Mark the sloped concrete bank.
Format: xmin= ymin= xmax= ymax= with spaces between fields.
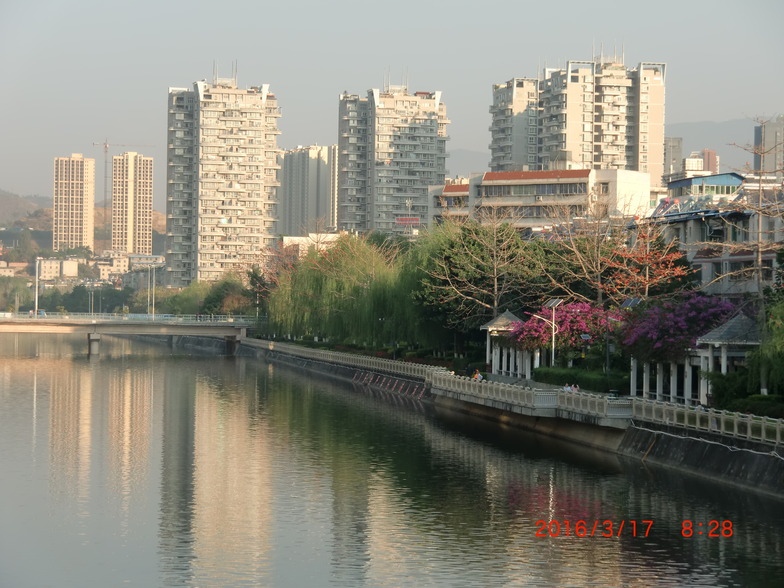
xmin=238 ymin=340 xmax=431 ymax=404
xmin=617 ymin=422 xmax=784 ymax=498
xmin=432 ymin=395 xmax=626 ymax=453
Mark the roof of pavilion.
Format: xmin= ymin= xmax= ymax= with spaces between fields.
xmin=696 ymin=313 xmax=760 ymax=346
xmin=480 ymin=310 xmax=522 ymax=333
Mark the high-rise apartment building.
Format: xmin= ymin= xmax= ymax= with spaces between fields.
xmin=754 ymin=115 xmax=784 ymax=181
xmin=111 ymin=152 xmax=153 ymax=254
xmin=488 ymin=78 xmax=540 ymax=171
xmin=664 ymin=137 xmax=683 ymax=177
xmin=166 ymin=76 xmax=281 ymax=287
xmin=338 ymin=85 xmax=449 ymax=236
xmin=53 ymin=153 xmax=95 ymax=252
xmin=278 ymin=145 xmax=338 ymax=236
xmin=490 ymin=59 xmax=666 ymax=188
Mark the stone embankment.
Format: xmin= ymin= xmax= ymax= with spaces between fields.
xmin=178 ymin=337 xmax=784 ymax=498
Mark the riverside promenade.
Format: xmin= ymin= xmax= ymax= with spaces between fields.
xmin=234 ymin=338 xmax=784 ymax=497
xmin=241 ymin=338 xmax=784 ymax=448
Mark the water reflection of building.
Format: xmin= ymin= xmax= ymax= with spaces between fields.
xmin=159 ymin=364 xmax=196 ymax=586
xmin=106 ymin=365 xmax=154 ymax=523
xmin=49 ymin=362 xmax=94 ymax=507
xmin=163 ymin=360 xmax=273 ymax=586
xmin=47 ymin=354 xmax=157 ymax=528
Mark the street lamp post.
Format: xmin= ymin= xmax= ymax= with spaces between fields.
xmin=544 ymin=299 xmax=563 ymax=366
xmin=530 ymin=299 xmax=563 ymax=367
xmin=34 ymin=257 xmax=41 ymax=317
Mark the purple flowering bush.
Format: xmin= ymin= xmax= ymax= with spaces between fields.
xmin=620 ymin=293 xmax=736 ymax=363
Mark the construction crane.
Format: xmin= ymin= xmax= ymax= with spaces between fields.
xmin=92 ymin=139 xmax=154 ymax=208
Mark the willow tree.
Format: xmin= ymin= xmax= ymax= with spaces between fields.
xmin=268 ymin=233 xmax=413 ymax=348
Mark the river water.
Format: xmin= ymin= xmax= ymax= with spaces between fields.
xmin=0 ymin=334 xmax=782 ymax=588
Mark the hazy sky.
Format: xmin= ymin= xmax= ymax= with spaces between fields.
xmin=1 ymin=0 xmax=782 ymax=211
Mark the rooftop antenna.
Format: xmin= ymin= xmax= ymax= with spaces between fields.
xmin=232 ymin=60 xmax=238 ymax=85
xmin=213 ymin=60 xmax=218 ymax=84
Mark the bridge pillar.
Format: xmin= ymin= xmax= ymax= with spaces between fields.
xmin=225 ymin=335 xmax=241 ymax=356
xmin=88 ymin=333 xmax=101 ymax=356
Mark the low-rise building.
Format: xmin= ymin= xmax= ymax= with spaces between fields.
xmin=431 ymin=168 xmax=652 ymax=230
xmin=637 ymin=173 xmax=783 ymax=298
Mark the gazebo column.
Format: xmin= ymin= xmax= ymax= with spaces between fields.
xmin=656 ymin=362 xmax=664 ymax=401
xmin=516 ymin=349 xmax=523 ymax=378
xmin=669 ymin=362 xmax=678 ymax=402
xmin=643 ymin=362 xmax=651 ymax=399
xmin=699 ymin=351 xmax=710 ymax=406
xmin=684 ymin=360 xmax=693 ymax=404
xmin=501 ymin=346 xmax=508 ymax=375
xmin=485 ymin=332 xmax=491 ymax=366
xmin=721 ymin=345 xmax=728 ymax=374
xmin=492 ymin=342 xmax=500 ymax=375
xmin=524 ymin=350 xmax=532 ymax=379
xmin=533 ymin=349 xmax=541 ymax=369
xmin=630 ymin=357 xmax=638 ymax=397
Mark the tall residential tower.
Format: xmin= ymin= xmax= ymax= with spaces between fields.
xmin=488 ymin=78 xmax=539 ymax=171
xmin=112 ymin=152 xmax=153 ymax=254
xmin=278 ymin=145 xmax=338 ymax=236
xmin=489 ymin=58 xmax=666 ymax=187
xmin=53 ymin=153 xmax=95 ymax=252
xmin=754 ymin=115 xmax=784 ymax=181
xmin=338 ymin=85 xmax=449 ymax=236
xmin=166 ymin=76 xmax=281 ymax=287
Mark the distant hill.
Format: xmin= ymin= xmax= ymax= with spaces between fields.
xmin=0 ymin=194 xmax=167 ymax=255
xmin=0 ymin=189 xmax=40 ymax=227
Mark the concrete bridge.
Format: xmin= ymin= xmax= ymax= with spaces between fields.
xmin=0 ymin=313 xmax=251 ymax=355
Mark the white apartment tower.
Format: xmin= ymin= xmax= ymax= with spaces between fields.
xmin=166 ymin=76 xmax=281 ymax=287
xmin=53 ymin=153 xmax=95 ymax=252
xmin=279 ymin=145 xmax=338 ymax=236
xmin=338 ymin=85 xmax=449 ymax=236
xmin=489 ymin=78 xmax=540 ymax=171
xmin=538 ymin=59 xmax=666 ymax=187
xmin=112 ymin=152 xmax=153 ymax=254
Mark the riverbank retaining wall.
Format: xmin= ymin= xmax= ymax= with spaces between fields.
xmin=618 ymin=422 xmax=784 ymax=498
xmin=133 ymin=335 xmax=784 ymax=498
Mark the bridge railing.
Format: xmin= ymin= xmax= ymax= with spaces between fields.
xmin=4 ymin=312 xmax=254 ymax=325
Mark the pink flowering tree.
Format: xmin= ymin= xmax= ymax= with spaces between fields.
xmin=620 ymin=293 xmax=736 ymax=363
xmin=509 ymin=302 xmax=622 ymax=354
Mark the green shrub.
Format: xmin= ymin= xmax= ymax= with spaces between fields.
xmin=532 ymin=367 xmax=629 ymax=394
xmin=726 ymin=395 xmax=784 ymax=418
xmin=705 ymin=369 xmax=750 ymax=409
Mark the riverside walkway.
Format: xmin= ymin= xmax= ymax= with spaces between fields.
xmin=243 ymin=339 xmax=784 ymax=448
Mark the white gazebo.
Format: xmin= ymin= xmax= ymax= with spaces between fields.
xmin=480 ymin=311 xmax=531 ymax=382
xmin=630 ymin=313 xmax=759 ymax=405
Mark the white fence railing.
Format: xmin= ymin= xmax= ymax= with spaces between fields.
xmin=242 ymin=339 xmax=449 ymax=381
xmin=631 ymin=398 xmax=784 ymax=446
xmin=243 ymin=339 xmax=784 ymax=445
